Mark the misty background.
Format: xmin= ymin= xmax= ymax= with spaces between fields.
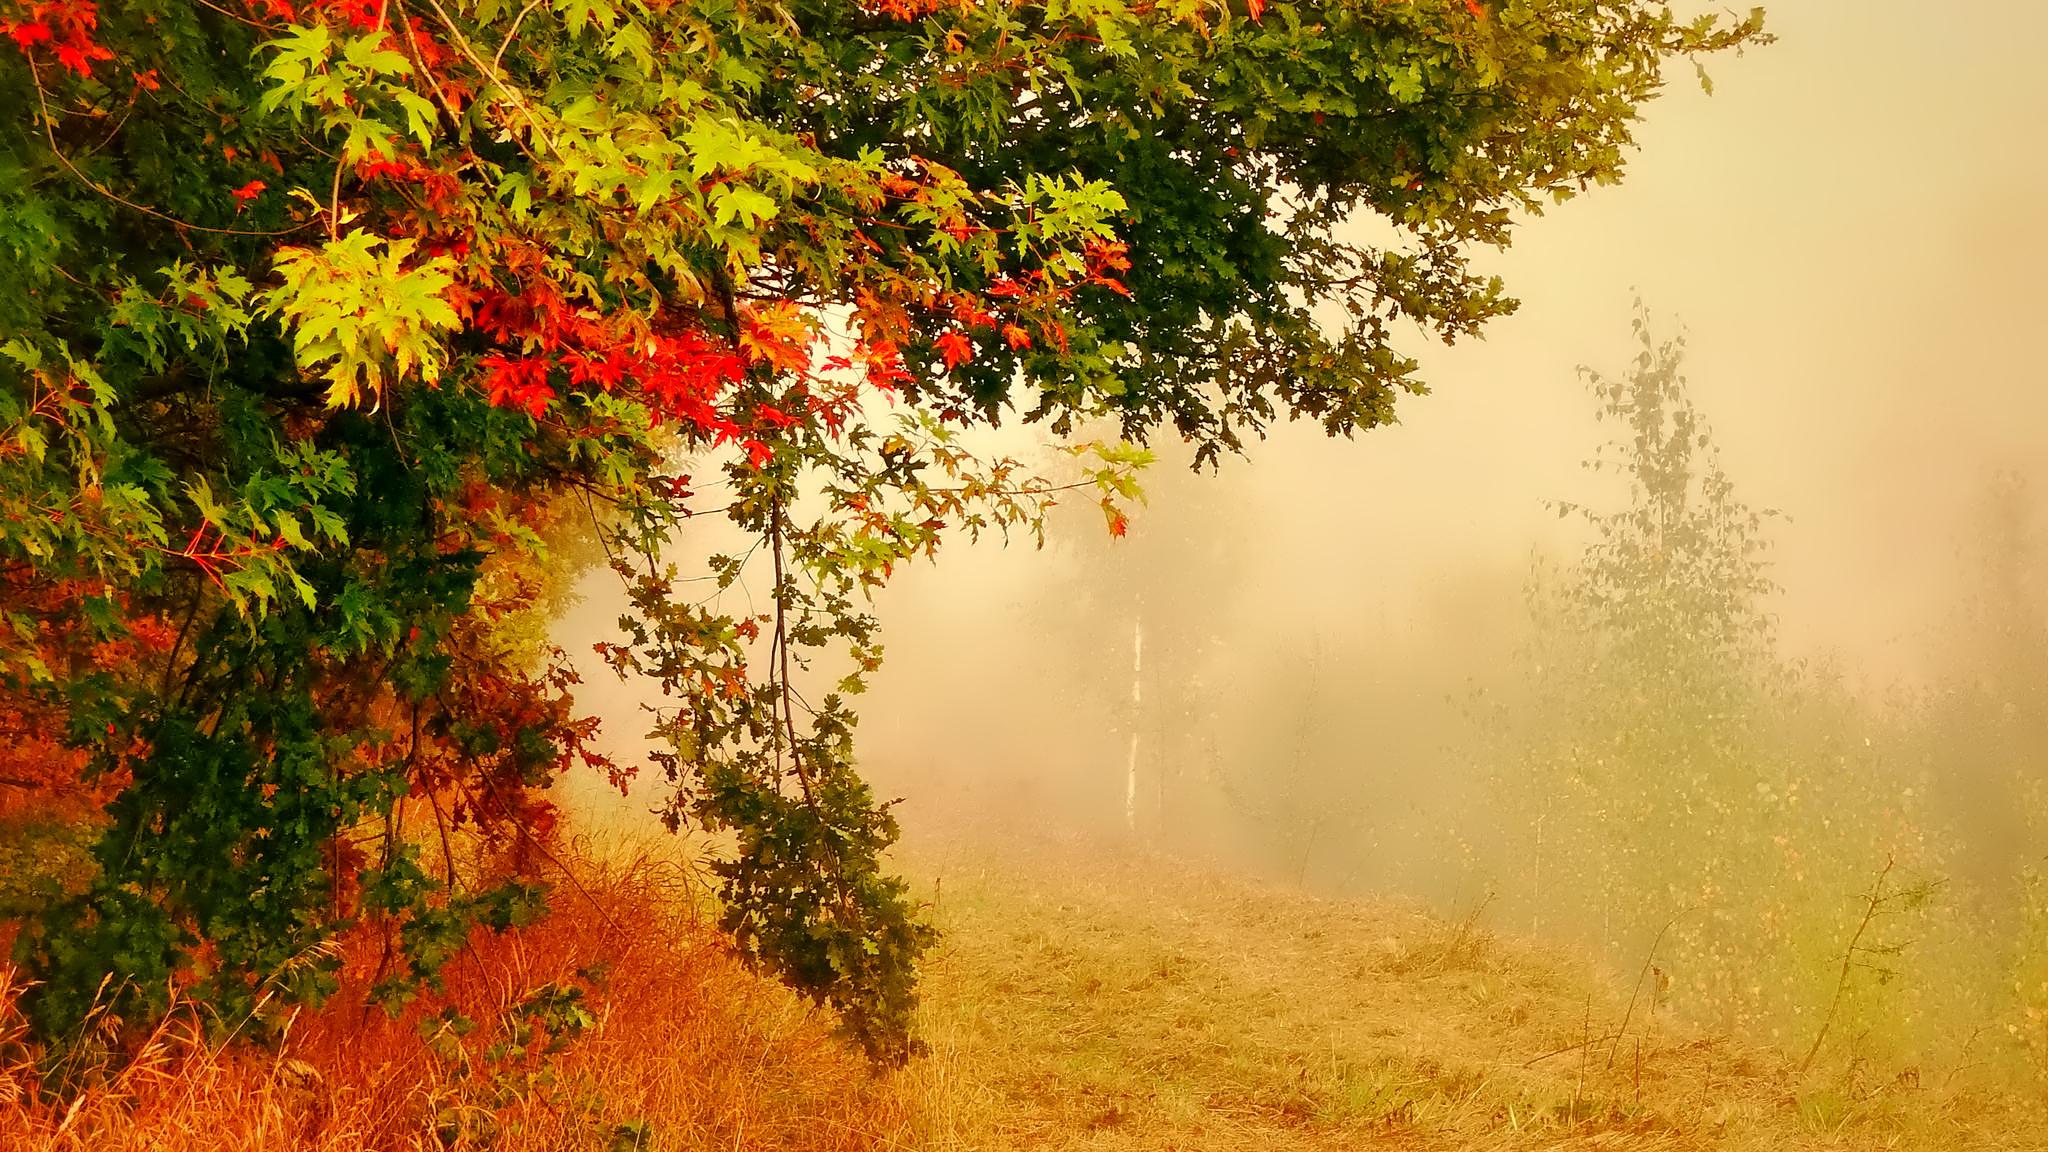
xmin=839 ymin=0 xmax=2048 ymax=862
xmin=555 ymin=0 xmax=2048 ymax=1035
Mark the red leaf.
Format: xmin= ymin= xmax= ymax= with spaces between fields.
xmin=230 ymin=180 xmax=267 ymax=208
xmin=1246 ymin=0 xmax=1265 ymax=22
xmin=481 ymin=353 xmax=555 ymax=418
xmin=934 ymin=329 xmax=974 ymax=371
xmin=862 ymin=339 xmax=910 ymax=393
xmin=51 ymin=40 xmax=88 ymax=74
xmin=3 ymin=21 xmax=53 ymax=49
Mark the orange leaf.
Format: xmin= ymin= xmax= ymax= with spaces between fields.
xmin=934 ymin=329 xmax=974 ymax=371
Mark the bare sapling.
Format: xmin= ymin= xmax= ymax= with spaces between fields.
xmin=1799 ymin=854 xmax=1943 ymax=1077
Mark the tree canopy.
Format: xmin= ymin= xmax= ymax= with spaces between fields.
xmin=0 ymin=0 xmax=1764 ymax=1063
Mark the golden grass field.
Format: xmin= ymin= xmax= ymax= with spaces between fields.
xmin=5 ymin=828 xmax=2045 ymax=1150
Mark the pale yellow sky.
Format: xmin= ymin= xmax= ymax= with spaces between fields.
xmin=563 ymin=2 xmax=2048 ymax=825
xmin=1119 ymin=0 xmax=2048 ymax=678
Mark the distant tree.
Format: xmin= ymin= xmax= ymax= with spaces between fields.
xmin=0 ymin=0 xmax=1765 ymax=1062
xmin=1212 ymin=637 xmax=1379 ymax=886
xmin=1010 ymin=446 xmax=1242 ymax=841
xmin=1921 ymin=471 xmax=2048 ymax=896
xmin=1506 ymin=309 xmax=1781 ymax=927
xmin=1490 ymin=311 xmax=1938 ymax=1043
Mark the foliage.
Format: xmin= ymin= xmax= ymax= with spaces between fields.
xmin=1919 ymin=473 xmax=2048 ymax=893
xmin=1485 ymin=311 xmax=1947 ymax=1053
xmin=1915 ymin=472 xmax=2048 ymax=1077
xmin=0 ymin=0 xmax=1764 ymax=1063
xmin=0 ymin=849 xmax=915 ymax=1150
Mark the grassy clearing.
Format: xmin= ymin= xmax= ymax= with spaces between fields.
xmin=4 ymin=825 xmax=2044 ymax=1149
xmin=900 ymin=830 xmax=2045 ymax=1151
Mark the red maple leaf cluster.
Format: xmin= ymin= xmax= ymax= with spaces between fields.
xmin=1 ymin=0 xmax=113 ymax=77
xmin=357 ymin=151 xmax=464 ymax=211
xmin=241 ymin=0 xmax=383 ymax=31
xmin=469 ymin=274 xmax=776 ymax=459
xmin=860 ymin=0 xmax=969 ymax=21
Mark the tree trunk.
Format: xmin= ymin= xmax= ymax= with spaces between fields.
xmin=1125 ymin=615 xmax=1143 ymax=835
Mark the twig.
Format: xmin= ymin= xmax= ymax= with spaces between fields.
xmin=28 ymin=58 xmax=309 ymax=237
xmin=490 ymin=0 xmax=551 ymax=77
xmin=1800 ymin=854 xmax=1897 ymax=1076
xmin=1522 ymin=1028 xmax=1625 ymax=1068
xmin=1609 ymin=908 xmax=1689 ymax=1068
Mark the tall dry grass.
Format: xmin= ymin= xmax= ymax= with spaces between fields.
xmin=0 ymin=850 xmax=911 ymax=1152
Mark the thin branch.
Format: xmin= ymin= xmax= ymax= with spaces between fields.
xmin=490 ymin=0 xmax=552 ymax=78
xmin=463 ymin=768 xmax=625 ymax=937
xmin=27 ymin=59 xmax=312 ymax=237
xmin=1609 ymin=908 xmax=1689 ymax=1068
xmin=1800 ymin=855 xmax=1897 ymax=1076
xmin=414 ymin=0 xmax=559 ymax=154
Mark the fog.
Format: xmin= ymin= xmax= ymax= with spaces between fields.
xmin=555 ymin=0 xmax=2048 ymax=1063
xmin=849 ymin=0 xmax=2048 ymax=813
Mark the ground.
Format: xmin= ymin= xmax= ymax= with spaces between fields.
xmin=6 ymin=822 xmax=2044 ymax=1150
xmin=897 ymin=829 xmax=2037 ymax=1151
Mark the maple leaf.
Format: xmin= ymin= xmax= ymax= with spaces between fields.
xmin=3 ymin=21 xmax=53 ymax=49
xmin=861 ymin=340 xmax=910 ymax=393
xmin=1103 ymin=499 xmax=1129 ymax=538
xmin=230 ymin=180 xmax=267 ymax=209
xmin=1246 ymin=0 xmax=1265 ymax=22
xmin=1001 ymin=324 xmax=1032 ymax=351
xmin=934 ymin=329 xmax=974 ymax=371
xmin=740 ymin=302 xmax=814 ymax=374
xmin=1084 ymin=237 xmax=1132 ymax=272
xmin=481 ymin=354 xmax=554 ymax=417
xmin=52 ymin=37 xmax=111 ymax=76
xmin=1041 ymin=319 xmax=1069 ymax=353
xmin=31 ymin=1 xmax=114 ymax=78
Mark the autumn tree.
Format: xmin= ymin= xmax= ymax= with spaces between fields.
xmin=0 ymin=0 xmax=1765 ymax=1062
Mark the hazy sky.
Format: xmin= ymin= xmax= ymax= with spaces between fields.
xmin=1266 ymin=0 xmax=2048 ymax=674
xmin=921 ymin=0 xmax=2048 ymax=680
xmin=563 ymin=2 xmax=2048 ymax=823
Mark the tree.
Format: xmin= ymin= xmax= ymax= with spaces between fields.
xmin=1921 ymin=471 xmax=2048 ymax=896
xmin=1489 ymin=311 xmax=1939 ymax=1045
xmin=0 ymin=0 xmax=1766 ymax=1063
xmin=1505 ymin=311 xmax=1783 ymax=943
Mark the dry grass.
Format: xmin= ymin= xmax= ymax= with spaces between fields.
xmin=5 ymin=827 xmax=2045 ymax=1150
xmin=0 ymin=848 xmax=910 ymax=1152
xmin=898 ymin=829 xmax=2048 ymax=1151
